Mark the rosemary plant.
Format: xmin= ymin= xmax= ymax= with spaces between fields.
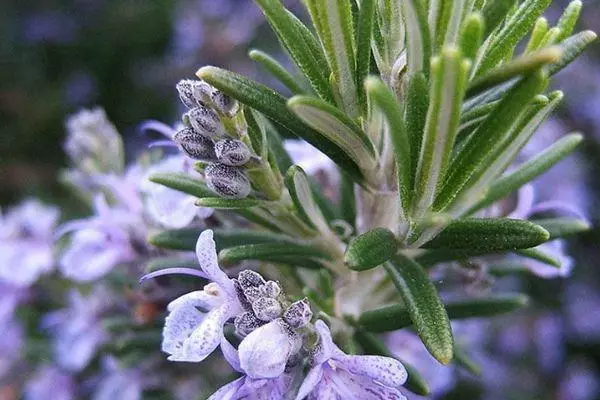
xmin=138 ymin=0 xmax=598 ymax=397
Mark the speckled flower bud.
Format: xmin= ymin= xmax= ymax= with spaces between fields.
xmin=184 ymin=106 xmax=224 ymax=138
xmin=260 ymin=281 xmax=281 ymax=299
xmin=215 ymin=139 xmax=252 ymax=166
xmin=204 ymin=163 xmax=251 ymax=199
xmin=235 ymin=311 xmax=263 ymax=337
xmin=237 ymin=270 xmax=266 ymax=289
xmin=243 ymin=287 xmax=262 ymax=303
xmin=173 ymin=128 xmax=216 ymax=161
xmin=211 ymin=90 xmax=239 ymax=117
xmin=252 ymin=297 xmax=283 ymax=322
xmin=176 ymin=79 xmax=214 ymax=108
xmin=283 ymin=298 xmax=312 ymax=329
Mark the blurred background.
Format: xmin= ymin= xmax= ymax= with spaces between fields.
xmin=1 ymin=0 xmax=599 ymax=398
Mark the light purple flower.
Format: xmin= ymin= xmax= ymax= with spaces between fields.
xmin=43 ymin=288 xmax=110 ymax=372
xmin=92 ymin=357 xmax=143 ymax=400
xmin=0 ymin=199 xmax=59 ymax=287
xmin=58 ymin=196 xmax=139 ymax=282
xmin=161 ymin=230 xmax=243 ymax=362
xmin=208 ymin=336 xmax=295 ymax=399
xmin=295 ymin=320 xmax=408 ymax=400
xmin=64 ymin=107 xmax=124 ymax=174
xmin=0 ymin=318 xmax=23 ymax=379
xmin=141 ymin=155 xmax=213 ymax=228
xmin=24 ymin=365 xmax=76 ymax=400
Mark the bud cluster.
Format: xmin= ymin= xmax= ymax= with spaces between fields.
xmin=175 ymin=79 xmax=253 ymax=199
xmin=233 ymin=270 xmax=312 ymax=339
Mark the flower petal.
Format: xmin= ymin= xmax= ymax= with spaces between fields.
xmin=336 ymin=354 xmax=408 ymax=389
xmin=178 ymin=304 xmax=231 ymax=362
xmin=294 ymin=365 xmax=324 ymax=400
xmin=207 ymin=376 xmax=245 ymax=400
xmin=196 ymin=230 xmax=234 ymax=294
xmin=329 ymin=368 xmax=407 ymax=400
xmin=221 ymin=337 xmax=242 ymax=373
xmin=239 ymin=319 xmax=294 ymax=379
xmin=313 ymin=320 xmax=337 ymax=363
xmin=162 ymin=290 xmax=220 ymax=357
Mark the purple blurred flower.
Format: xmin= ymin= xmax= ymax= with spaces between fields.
xmin=161 ymin=230 xmax=243 ymax=362
xmin=141 ymin=155 xmax=213 ymax=228
xmin=42 ymin=288 xmax=110 ymax=372
xmin=0 ymin=318 xmax=23 ymax=379
xmin=0 ymin=199 xmax=59 ymax=287
xmin=24 ymin=365 xmax=76 ymax=400
xmin=295 ymin=320 xmax=407 ymax=400
xmin=208 ymin=336 xmax=295 ymax=399
xmin=386 ymin=331 xmax=454 ymax=398
xmin=57 ymin=196 xmax=139 ymax=282
xmin=92 ymin=357 xmax=143 ymax=400
xmin=64 ymin=108 xmax=124 ymax=175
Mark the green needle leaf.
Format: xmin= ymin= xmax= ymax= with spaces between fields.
xmin=423 ymin=218 xmax=550 ymax=251
xmin=467 ymin=47 xmax=561 ymax=97
xmin=477 ymin=0 xmax=552 ymax=76
xmin=287 ymin=95 xmax=377 ymax=172
xmin=219 ymin=242 xmax=333 ymax=263
xmin=525 ymin=17 xmax=549 ymax=53
xmin=253 ymin=0 xmax=333 ymax=102
xmin=148 ymin=228 xmax=295 ymax=251
xmin=401 ymin=0 xmax=432 ymax=76
xmin=285 ymin=165 xmax=331 ymax=234
xmin=385 ymin=255 xmax=454 ymax=365
xmin=197 ymin=66 xmax=365 ymax=183
xmin=481 ymin=0 xmax=518 ymax=37
xmin=355 ymin=0 xmax=375 ymax=108
xmin=515 ymin=248 xmax=561 ymax=268
xmin=345 ymin=228 xmax=398 ymax=271
xmin=414 ymin=48 xmax=470 ymax=217
xmin=549 ymin=30 xmax=597 ymax=75
xmin=459 ymin=12 xmax=485 ymax=61
xmin=358 ymin=293 xmax=529 ymax=332
xmin=532 ymin=217 xmax=591 ymax=239
xmin=249 ymin=49 xmax=305 ymax=94
xmin=468 ymin=133 xmax=583 ymax=213
xmin=149 ymin=173 xmax=215 ymax=198
xmin=555 ymin=0 xmax=582 ymax=42
xmin=194 ymin=198 xmax=276 ymax=209
xmin=435 ymin=70 xmax=547 ymax=211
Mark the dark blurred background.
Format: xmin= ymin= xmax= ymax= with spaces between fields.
xmin=1 ymin=1 xmax=599 ymax=399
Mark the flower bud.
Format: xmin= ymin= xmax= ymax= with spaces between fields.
xmin=204 ymin=163 xmax=251 ymax=199
xmin=243 ymin=287 xmax=262 ymax=303
xmin=260 ymin=281 xmax=281 ymax=298
xmin=283 ymin=298 xmax=312 ymax=329
xmin=234 ymin=311 xmax=263 ymax=337
xmin=215 ymin=139 xmax=252 ymax=166
xmin=211 ymin=90 xmax=239 ymax=117
xmin=184 ymin=106 xmax=224 ymax=138
xmin=237 ymin=270 xmax=266 ymax=289
xmin=252 ymin=297 xmax=283 ymax=322
xmin=173 ymin=128 xmax=216 ymax=161
xmin=176 ymin=79 xmax=214 ymax=108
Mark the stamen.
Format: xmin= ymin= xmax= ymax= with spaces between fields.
xmin=139 ymin=268 xmax=208 ymax=283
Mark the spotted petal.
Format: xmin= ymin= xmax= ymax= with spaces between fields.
xmin=177 ymin=304 xmax=231 ymax=362
xmin=336 ymin=354 xmax=408 ymax=389
xmin=208 ymin=376 xmax=245 ymax=400
xmin=162 ymin=291 xmax=222 ymax=357
xmin=196 ymin=230 xmax=235 ymax=294
xmin=294 ymin=365 xmax=324 ymax=400
xmin=220 ymin=337 xmax=242 ymax=372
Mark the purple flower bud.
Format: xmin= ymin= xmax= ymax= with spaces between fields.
xmin=176 ymin=79 xmax=214 ymax=108
xmin=243 ymin=287 xmax=262 ymax=303
xmin=211 ymin=90 xmax=239 ymax=116
xmin=252 ymin=297 xmax=283 ymax=321
xmin=215 ymin=139 xmax=252 ymax=166
xmin=173 ymin=128 xmax=217 ymax=161
xmin=234 ymin=311 xmax=263 ymax=337
xmin=237 ymin=270 xmax=266 ymax=289
xmin=283 ymin=298 xmax=312 ymax=329
xmin=204 ymin=163 xmax=251 ymax=199
xmin=184 ymin=106 xmax=223 ymax=138
xmin=261 ymin=281 xmax=281 ymax=298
